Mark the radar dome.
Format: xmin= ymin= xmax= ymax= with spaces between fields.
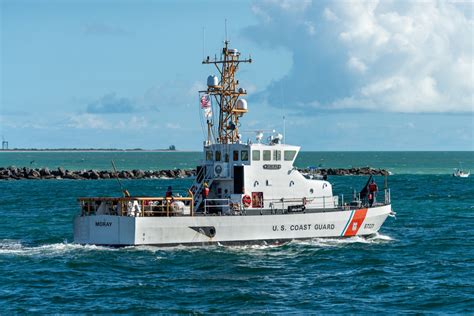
xmin=228 ymin=48 xmax=239 ymax=56
xmin=236 ymin=99 xmax=248 ymax=110
xmin=207 ymin=75 xmax=218 ymax=87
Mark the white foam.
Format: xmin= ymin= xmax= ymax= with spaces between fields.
xmin=0 ymin=239 xmax=116 ymax=257
xmin=291 ymin=232 xmax=394 ymax=247
xmin=219 ymin=242 xmax=286 ymax=252
xmin=0 ymin=233 xmax=394 ymax=257
xmin=370 ymin=233 xmax=394 ymax=241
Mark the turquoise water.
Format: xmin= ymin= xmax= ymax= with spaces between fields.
xmin=1 ymin=152 xmax=474 ymax=313
xmin=1 ymin=151 xmax=473 ymax=174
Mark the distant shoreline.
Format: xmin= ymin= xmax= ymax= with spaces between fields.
xmin=0 ymin=149 xmax=189 ymax=153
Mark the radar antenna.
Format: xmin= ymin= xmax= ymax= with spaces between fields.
xmin=201 ymin=41 xmax=252 ymax=144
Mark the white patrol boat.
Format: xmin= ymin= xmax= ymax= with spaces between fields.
xmin=74 ymin=40 xmax=393 ymax=246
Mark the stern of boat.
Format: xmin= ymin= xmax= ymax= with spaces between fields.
xmin=74 ymin=215 xmax=136 ymax=246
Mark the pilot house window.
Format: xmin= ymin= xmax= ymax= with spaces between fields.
xmin=215 ymin=151 xmax=221 ymax=161
xmin=263 ymin=150 xmax=271 ymax=161
xmin=206 ymin=151 xmax=213 ymax=161
xmin=284 ymin=150 xmax=297 ymax=161
xmin=252 ymin=150 xmax=260 ymax=161
xmin=233 ymin=150 xmax=239 ymax=161
xmin=241 ymin=150 xmax=249 ymax=161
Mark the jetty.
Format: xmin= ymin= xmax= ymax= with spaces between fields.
xmin=0 ymin=166 xmax=389 ymax=180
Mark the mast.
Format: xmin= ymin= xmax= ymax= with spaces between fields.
xmin=202 ymin=41 xmax=252 ymax=144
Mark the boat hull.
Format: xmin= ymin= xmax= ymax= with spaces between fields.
xmin=73 ymin=205 xmax=392 ymax=246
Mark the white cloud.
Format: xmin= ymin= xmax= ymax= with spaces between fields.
xmin=347 ymin=56 xmax=367 ymax=73
xmin=273 ymin=0 xmax=311 ymax=12
xmin=67 ymin=114 xmax=111 ymax=129
xmin=323 ymin=7 xmax=338 ymax=22
xmin=304 ymin=21 xmax=316 ymax=35
xmin=66 ymin=114 xmax=150 ymax=130
xmin=87 ymin=93 xmax=136 ymax=114
xmin=244 ymin=0 xmax=474 ymax=113
xmin=128 ymin=116 xmax=149 ymax=129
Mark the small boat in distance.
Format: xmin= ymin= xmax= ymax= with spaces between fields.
xmin=453 ymin=164 xmax=470 ymax=178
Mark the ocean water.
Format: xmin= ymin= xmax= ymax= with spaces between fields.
xmin=1 ymin=152 xmax=473 ymax=313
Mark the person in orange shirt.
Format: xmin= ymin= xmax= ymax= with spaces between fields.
xmin=202 ymin=183 xmax=210 ymax=200
xmin=368 ymin=179 xmax=378 ymax=206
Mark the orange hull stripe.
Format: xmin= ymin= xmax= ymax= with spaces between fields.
xmin=343 ymin=208 xmax=368 ymax=236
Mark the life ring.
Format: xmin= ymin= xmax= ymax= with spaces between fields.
xmin=242 ymin=195 xmax=251 ymax=208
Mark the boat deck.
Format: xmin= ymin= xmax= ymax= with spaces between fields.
xmin=77 ymin=189 xmax=391 ymax=218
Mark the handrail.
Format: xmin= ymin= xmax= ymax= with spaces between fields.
xmin=263 ymin=196 xmax=333 ymax=203
xmin=188 ymin=189 xmax=194 ymax=216
xmin=264 ymin=195 xmax=337 ymax=209
xmin=78 ymin=189 xmax=392 ymax=217
xmin=204 ymin=198 xmax=230 ymax=214
xmin=190 ymin=165 xmax=214 ymax=209
xmin=78 ymin=196 xmax=194 ymax=217
xmin=77 ymin=196 xmax=193 ymax=202
xmin=343 ymin=188 xmax=391 ymax=208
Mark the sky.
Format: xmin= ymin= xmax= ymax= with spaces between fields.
xmin=1 ymin=0 xmax=473 ymax=150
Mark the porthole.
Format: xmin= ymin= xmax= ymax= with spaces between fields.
xmin=310 ymin=188 xmax=314 ymax=194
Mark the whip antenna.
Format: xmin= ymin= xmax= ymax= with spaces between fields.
xmin=225 ymin=19 xmax=228 ymax=42
xmin=111 ymin=160 xmax=130 ymax=197
xmin=202 ymin=27 xmax=205 ymax=60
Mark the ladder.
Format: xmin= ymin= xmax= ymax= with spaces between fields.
xmin=190 ymin=166 xmax=214 ymax=210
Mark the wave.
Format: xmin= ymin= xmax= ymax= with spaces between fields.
xmin=287 ymin=232 xmax=394 ymax=247
xmin=129 ymin=233 xmax=395 ymax=253
xmin=213 ymin=233 xmax=395 ymax=252
xmin=0 ymin=239 xmax=116 ymax=256
xmin=0 ymin=233 xmax=394 ymax=257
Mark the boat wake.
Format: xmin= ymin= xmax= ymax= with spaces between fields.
xmin=119 ymin=233 xmax=396 ymax=253
xmin=291 ymin=233 xmax=394 ymax=247
xmin=0 ymin=239 xmax=116 ymax=256
xmin=0 ymin=233 xmax=394 ymax=257
xmin=216 ymin=233 xmax=394 ymax=252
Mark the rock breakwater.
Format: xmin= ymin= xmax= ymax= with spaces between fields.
xmin=0 ymin=166 xmax=194 ymax=180
xmin=0 ymin=166 xmax=389 ymax=180
xmin=299 ymin=167 xmax=390 ymax=176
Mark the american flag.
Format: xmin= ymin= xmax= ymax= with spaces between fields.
xmin=200 ymin=94 xmax=211 ymax=108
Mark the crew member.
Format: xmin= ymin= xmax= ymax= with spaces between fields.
xmin=368 ymin=179 xmax=378 ymax=206
xmin=201 ymin=182 xmax=212 ymax=212
xmin=165 ymin=186 xmax=173 ymax=198
xmin=202 ymin=183 xmax=209 ymax=201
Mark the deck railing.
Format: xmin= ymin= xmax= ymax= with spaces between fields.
xmin=265 ymin=195 xmax=338 ymax=211
xmin=78 ymin=189 xmax=391 ymax=217
xmin=342 ymin=188 xmax=391 ymax=209
xmin=203 ymin=198 xmax=231 ymax=214
xmin=78 ymin=195 xmax=194 ymax=217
